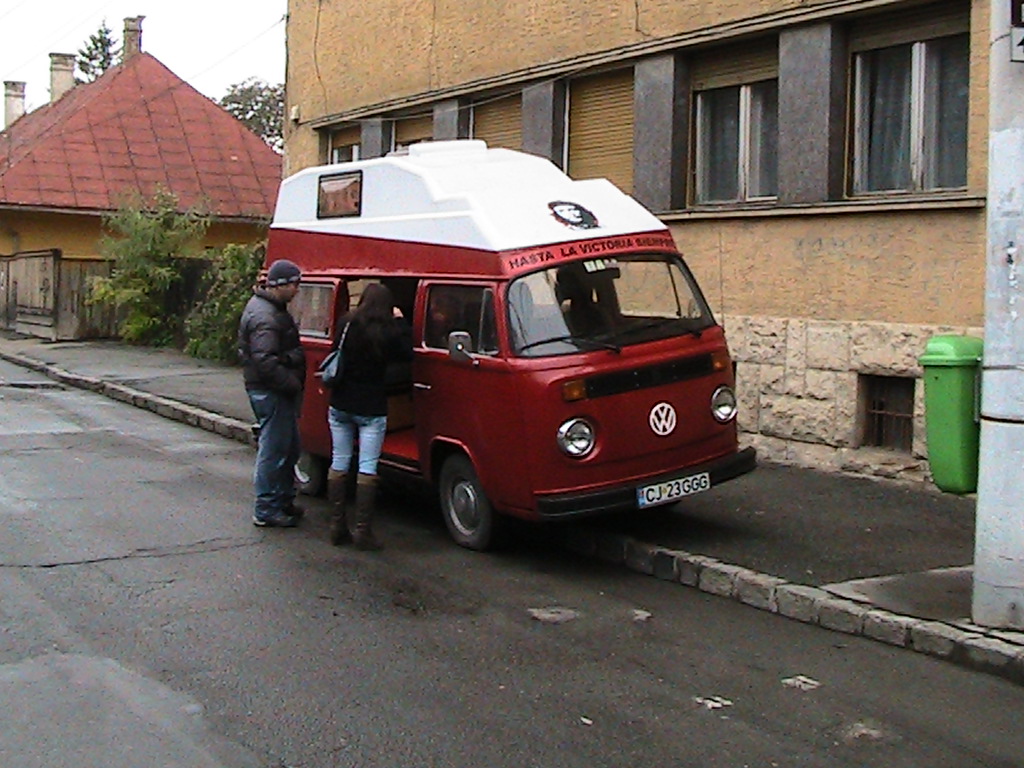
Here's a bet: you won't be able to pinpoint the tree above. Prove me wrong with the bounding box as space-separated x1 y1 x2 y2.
219 78 284 153
89 189 209 346
184 243 265 362
76 21 120 83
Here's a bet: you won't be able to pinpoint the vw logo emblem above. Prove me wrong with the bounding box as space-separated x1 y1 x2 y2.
649 402 677 436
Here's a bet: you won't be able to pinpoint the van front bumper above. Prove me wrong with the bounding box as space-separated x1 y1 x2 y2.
534 446 757 520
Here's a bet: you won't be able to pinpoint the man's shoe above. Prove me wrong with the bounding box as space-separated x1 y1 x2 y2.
286 502 306 519
252 511 299 528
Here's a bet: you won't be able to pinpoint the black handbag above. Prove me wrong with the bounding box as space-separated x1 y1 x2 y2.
317 321 349 386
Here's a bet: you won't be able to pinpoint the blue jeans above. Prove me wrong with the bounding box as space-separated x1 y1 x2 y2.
329 407 387 476
248 390 301 520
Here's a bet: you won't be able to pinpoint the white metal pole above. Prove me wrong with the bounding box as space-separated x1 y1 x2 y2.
973 0 1024 627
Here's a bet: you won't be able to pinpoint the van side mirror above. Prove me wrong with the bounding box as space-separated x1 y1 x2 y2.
447 331 474 363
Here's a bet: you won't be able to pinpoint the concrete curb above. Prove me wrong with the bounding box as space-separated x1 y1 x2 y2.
0 349 255 448
564 526 1024 686
5 345 1022 685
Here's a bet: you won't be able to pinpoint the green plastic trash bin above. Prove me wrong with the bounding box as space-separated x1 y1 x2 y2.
919 335 983 494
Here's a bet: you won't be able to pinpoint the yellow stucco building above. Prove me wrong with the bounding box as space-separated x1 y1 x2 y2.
282 0 985 482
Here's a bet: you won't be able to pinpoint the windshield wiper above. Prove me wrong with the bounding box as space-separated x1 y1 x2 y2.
517 334 621 353
620 317 707 338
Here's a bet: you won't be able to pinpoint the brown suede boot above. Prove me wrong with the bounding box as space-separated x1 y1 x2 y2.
349 474 382 551
327 469 350 545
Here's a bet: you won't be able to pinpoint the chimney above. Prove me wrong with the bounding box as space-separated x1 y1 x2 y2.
4 81 25 128
49 53 76 103
123 16 145 60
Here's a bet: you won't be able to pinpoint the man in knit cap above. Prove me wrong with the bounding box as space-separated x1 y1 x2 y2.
237 259 306 527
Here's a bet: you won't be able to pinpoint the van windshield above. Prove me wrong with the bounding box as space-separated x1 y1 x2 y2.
507 254 714 357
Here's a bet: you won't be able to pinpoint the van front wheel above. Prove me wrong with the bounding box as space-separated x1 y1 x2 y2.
439 454 498 551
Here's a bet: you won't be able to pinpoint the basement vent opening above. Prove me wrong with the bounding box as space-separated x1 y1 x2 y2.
861 375 915 452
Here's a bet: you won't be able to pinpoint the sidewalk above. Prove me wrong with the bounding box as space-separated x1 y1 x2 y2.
2 331 1022 683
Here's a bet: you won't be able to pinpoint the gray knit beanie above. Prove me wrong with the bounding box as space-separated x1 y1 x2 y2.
266 259 302 286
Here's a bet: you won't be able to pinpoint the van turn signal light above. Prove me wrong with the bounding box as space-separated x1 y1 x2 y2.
711 350 730 372
562 379 588 402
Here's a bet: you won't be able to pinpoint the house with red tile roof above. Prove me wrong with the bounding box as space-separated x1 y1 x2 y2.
0 17 282 339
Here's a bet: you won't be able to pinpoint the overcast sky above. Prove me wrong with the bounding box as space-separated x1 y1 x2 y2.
0 0 286 111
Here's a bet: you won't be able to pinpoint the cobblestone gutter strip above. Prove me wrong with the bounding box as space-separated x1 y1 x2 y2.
565 526 1024 686
0 349 254 448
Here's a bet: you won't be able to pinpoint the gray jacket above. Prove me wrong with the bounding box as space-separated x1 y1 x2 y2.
237 290 305 395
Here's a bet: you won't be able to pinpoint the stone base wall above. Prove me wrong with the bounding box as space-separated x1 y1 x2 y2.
722 314 984 486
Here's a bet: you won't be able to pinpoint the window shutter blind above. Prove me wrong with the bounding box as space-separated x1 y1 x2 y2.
849 1 969 52
395 114 433 146
567 69 635 194
471 93 523 150
690 37 779 91
330 126 361 152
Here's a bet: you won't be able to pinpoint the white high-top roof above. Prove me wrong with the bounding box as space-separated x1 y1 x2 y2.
270 140 666 252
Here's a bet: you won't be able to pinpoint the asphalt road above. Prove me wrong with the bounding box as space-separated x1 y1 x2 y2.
0 363 1021 768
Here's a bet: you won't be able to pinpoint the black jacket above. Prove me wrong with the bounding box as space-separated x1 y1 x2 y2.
238 290 305 395
329 313 412 416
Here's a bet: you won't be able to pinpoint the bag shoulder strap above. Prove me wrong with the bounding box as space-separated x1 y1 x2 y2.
334 318 351 351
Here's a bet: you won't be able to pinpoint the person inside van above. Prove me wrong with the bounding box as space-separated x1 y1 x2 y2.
555 265 606 337
425 290 462 348
507 281 535 350
325 283 412 550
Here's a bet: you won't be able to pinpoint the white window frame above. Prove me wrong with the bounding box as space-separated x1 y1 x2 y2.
694 79 778 204
852 34 968 194
330 143 360 165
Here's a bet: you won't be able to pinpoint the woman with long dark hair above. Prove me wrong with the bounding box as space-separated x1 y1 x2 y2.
326 283 412 549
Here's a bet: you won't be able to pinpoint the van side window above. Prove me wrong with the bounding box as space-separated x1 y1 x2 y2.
425 284 497 355
317 171 362 218
291 282 334 338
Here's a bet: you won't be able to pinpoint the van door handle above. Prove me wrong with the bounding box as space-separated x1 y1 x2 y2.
413 382 431 391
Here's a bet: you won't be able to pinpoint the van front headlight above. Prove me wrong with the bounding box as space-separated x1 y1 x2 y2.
557 418 595 458
711 386 738 423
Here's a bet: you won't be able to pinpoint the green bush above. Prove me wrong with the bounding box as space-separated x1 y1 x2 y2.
184 243 264 362
90 190 208 346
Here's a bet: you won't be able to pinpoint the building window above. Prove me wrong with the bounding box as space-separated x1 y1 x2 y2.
567 70 635 194
694 79 778 203
394 114 433 152
331 144 360 164
852 33 968 194
861 375 915 452
329 125 361 165
471 92 522 150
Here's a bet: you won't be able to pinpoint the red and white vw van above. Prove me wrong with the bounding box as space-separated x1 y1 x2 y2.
268 140 755 549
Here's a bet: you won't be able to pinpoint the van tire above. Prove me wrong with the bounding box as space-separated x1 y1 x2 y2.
439 454 499 550
295 451 327 496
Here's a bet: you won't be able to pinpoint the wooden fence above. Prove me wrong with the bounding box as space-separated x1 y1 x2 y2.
0 250 214 341
0 250 117 340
